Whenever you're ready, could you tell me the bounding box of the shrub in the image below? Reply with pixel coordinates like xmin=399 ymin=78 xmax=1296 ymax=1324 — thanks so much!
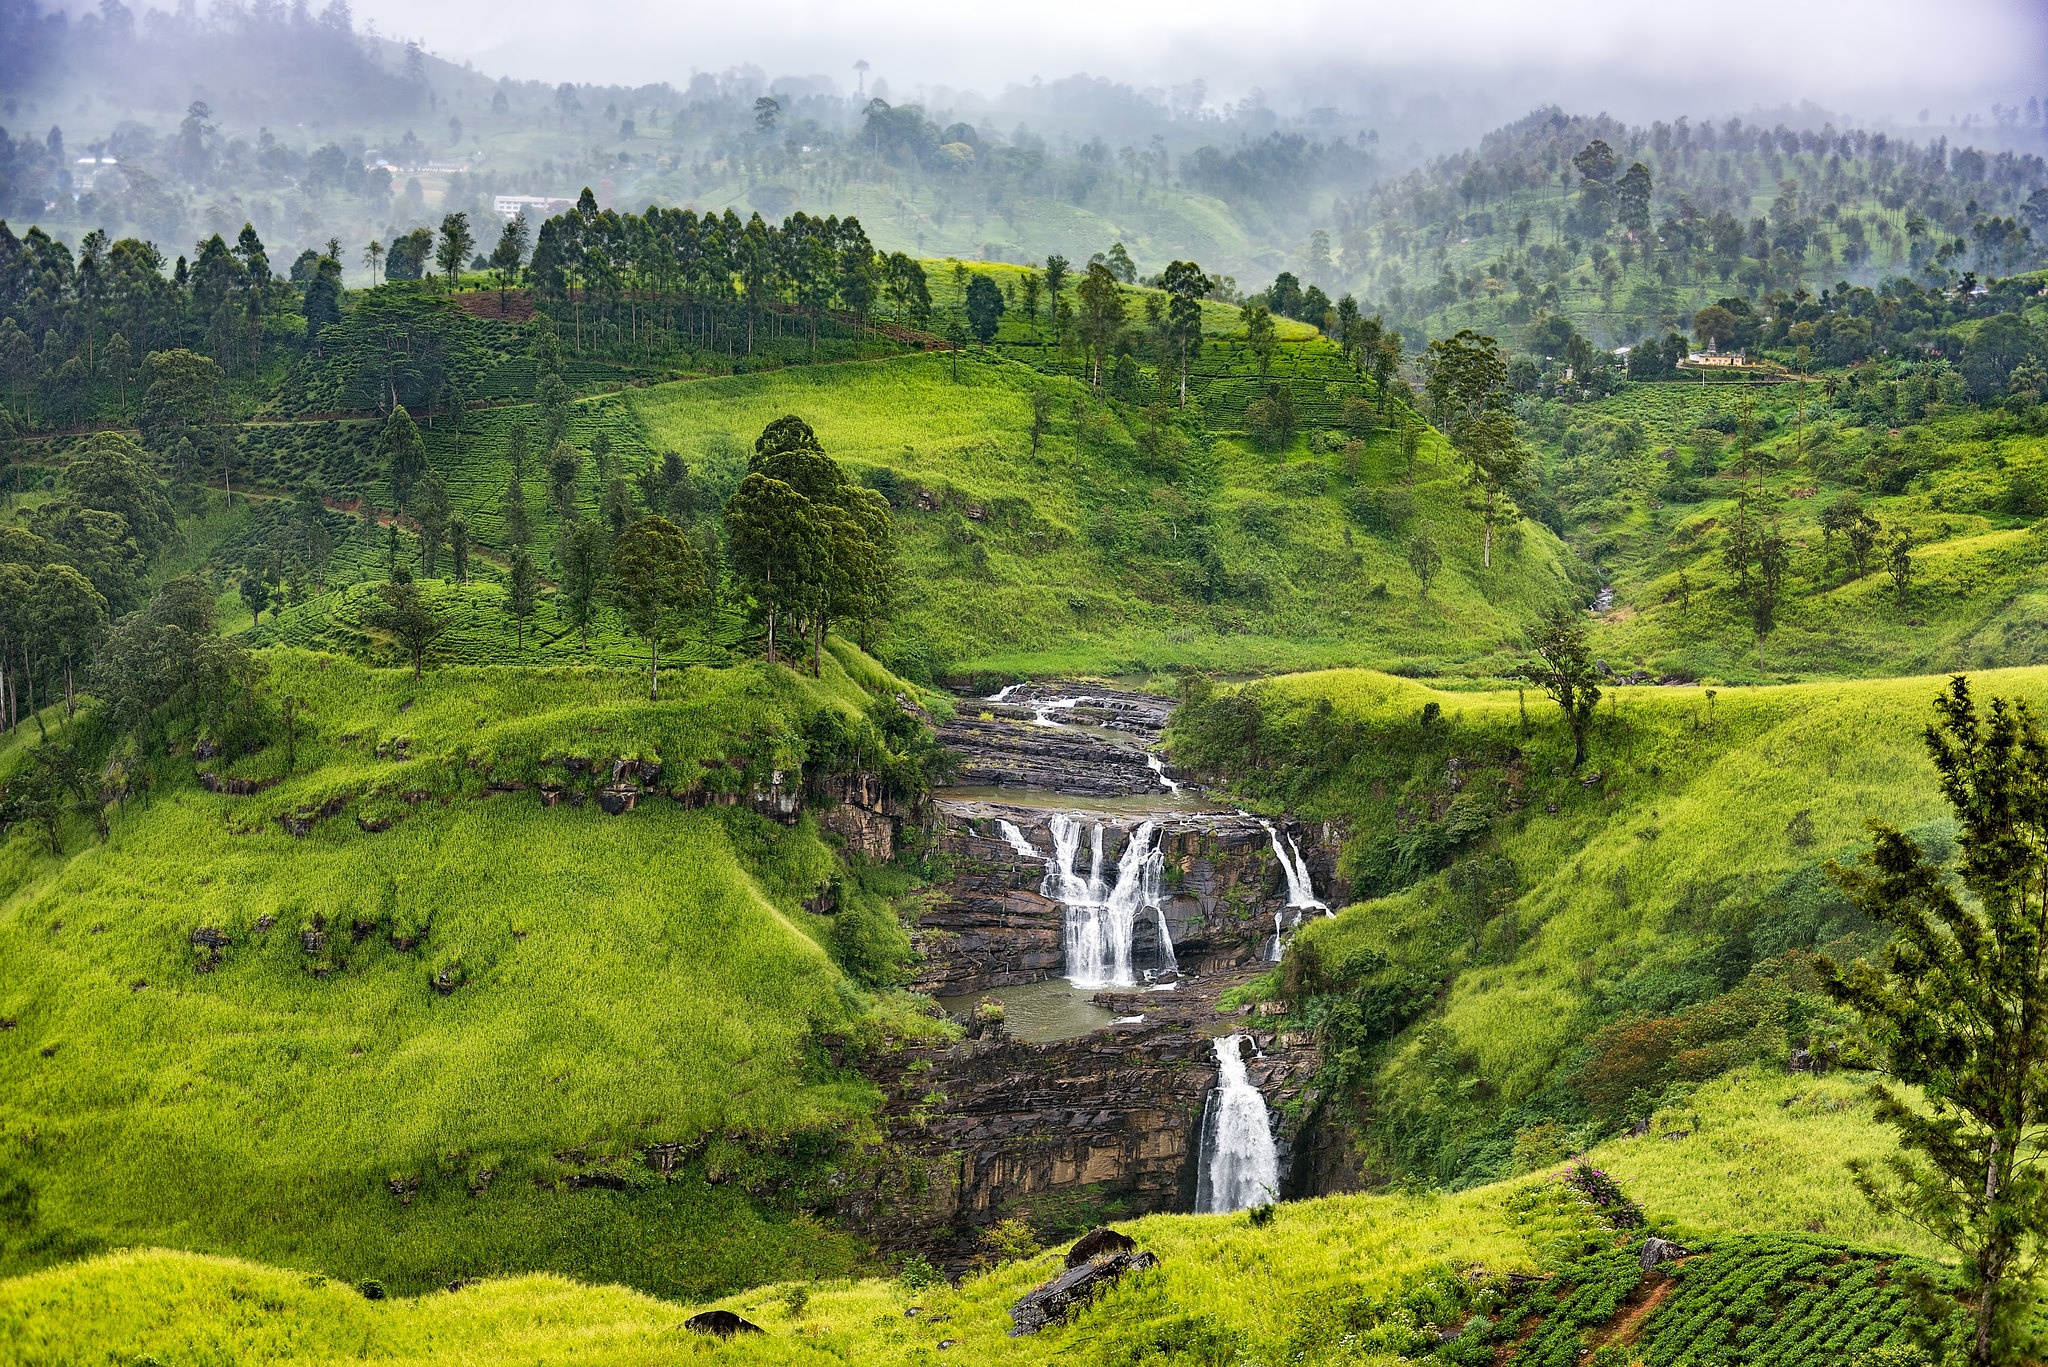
xmin=1345 ymin=485 xmax=1414 ymax=534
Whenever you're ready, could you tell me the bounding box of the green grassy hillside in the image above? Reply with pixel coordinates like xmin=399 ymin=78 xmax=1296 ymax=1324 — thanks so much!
xmin=628 ymin=352 xmax=1580 ymax=679
xmin=1513 ymin=359 xmax=2048 ymax=684
xmin=0 ymin=647 xmax=942 ymax=1299
xmin=0 ymin=1064 xmax=1948 ymax=1367
xmin=1171 ymin=663 xmax=2048 ymax=1187
xmin=228 ymin=340 xmax=1584 ymax=682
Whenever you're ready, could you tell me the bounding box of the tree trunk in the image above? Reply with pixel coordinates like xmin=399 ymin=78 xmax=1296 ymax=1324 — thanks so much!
xmin=1572 ymin=724 xmax=1587 ymax=770
xmin=1483 ymin=519 xmax=1492 ymax=569
xmin=64 ymin=658 xmax=73 ymax=720
xmin=649 ymin=638 xmax=660 ymax=701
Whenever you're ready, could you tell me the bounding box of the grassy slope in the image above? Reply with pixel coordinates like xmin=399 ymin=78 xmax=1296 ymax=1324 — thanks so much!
xmin=0 ymin=1064 xmax=1936 ymax=1367
xmin=1215 ymin=665 xmax=2047 ymax=1153
xmin=1537 ymin=378 xmax=2048 ymax=684
xmin=0 ymin=648 xmax=932 ymax=1299
xmin=629 ymin=350 xmax=1580 ymax=678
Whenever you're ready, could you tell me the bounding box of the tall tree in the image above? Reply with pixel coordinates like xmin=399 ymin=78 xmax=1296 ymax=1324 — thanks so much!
xmin=1241 ymin=302 xmax=1277 ymax=379
xmin=1075 ymin=262 xmax=1125 ymax=392
xmin=138 ymin=349 xmax=233 ymax=496
xmin=725 ymin=473 xmax=822 ymax=665
xmin=1160 ymin=259 xmax=1210 ymax=406
xmin=31 ymin=564 xmax=107 ymax=720
xmin=367 ymin=570 xmax=447 ymax=679
xmin=501 ymin=468 xmax=532 ymax=549
xmin=1825 ymin=677 xmax=2048 ymax=1366
xmin=377 ymin=404 xmax=428 ymax=511
xmin=555 ymin=517 xmax=608 ymax=649
xmin=1519 ymin=606 xmax=1601 ymax=770
xmin=415 ymin=473 xmax=450 ymax=577
xmin=489 ymin=213 xmax=530 ymax=310
xmin=964 ymin=273 xmax=1005 ymax=346
xmin=506 ymin=548 xmax=538 ymax=652
xmin=435 ymin=212 xmax=475 ymax=289
xmin=610 ymin=516 xmax=706 ymax=699
xmin=1422 ymin=329 xmax=1525 ymax=568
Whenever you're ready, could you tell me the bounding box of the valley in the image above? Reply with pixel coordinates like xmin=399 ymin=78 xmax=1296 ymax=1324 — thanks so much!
xmin=6 ymin=8 xmax=2048 ymax=1362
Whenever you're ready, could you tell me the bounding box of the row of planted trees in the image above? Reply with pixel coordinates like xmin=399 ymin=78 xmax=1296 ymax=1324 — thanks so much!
xmin=526 ymin=193 xmax=934 ymax=361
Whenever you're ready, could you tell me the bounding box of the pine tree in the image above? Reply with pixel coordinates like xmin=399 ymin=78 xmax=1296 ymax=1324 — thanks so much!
xmin=1826 ymin=677 xmax=2048 ymax=1365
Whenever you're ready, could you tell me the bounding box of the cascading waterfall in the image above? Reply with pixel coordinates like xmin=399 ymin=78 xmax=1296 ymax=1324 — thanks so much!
xmin=1194 ymin=1034 xmax=1280 ymax=1213
xmin=1044 ymin=815 xmax=1177 ymax=988
xmin=996 ymin=819 xmax=1041 ymax=859
xmin=1146 ymin=753 xmax=1181 ymax=795
xmin=1261 ymin=821 xmax=1329 ymax=961
xmin=986 ymin=682 xmax=1025 ymax=703
xmin=1031 ymin=696 xmax=1093 ymax=727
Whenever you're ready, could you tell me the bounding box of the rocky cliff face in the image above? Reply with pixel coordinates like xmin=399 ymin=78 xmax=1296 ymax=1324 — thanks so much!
xmin=842 ymin=992 xmax=1330 ymax=1267
xmin=911 ymin=799 xmax=1346 ymax=997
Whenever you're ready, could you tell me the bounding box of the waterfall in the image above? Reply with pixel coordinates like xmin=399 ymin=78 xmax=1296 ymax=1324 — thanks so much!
xmin=1261 ymin=821 xmax=1329 ymax=961
xmin=1195 ymin=1034 xmax=1280 ymax=1213
xmin=986 ymin=682 xmax=1025 ymax=703
xmin=996 ymin=819 xmax=1040 ymax=859
xmin=1146 ymin=753 xmax=1181 ymax=795
xmin=1031 ymin=696 xmax=1093 ymax=727
xmin=1043 ymin=815 xmax=1176 ymax=988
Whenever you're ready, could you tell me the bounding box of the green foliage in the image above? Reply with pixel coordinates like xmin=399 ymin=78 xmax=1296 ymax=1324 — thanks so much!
xmin=0 ymin=648 xmax=938 ymax=1300
xmin=1825 ymin=677 xmax=2048 ymax=1362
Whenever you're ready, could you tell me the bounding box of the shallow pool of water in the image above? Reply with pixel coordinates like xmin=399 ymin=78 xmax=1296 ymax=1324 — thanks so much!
xmin=939 ymin=976 xmax=1124 ymax=1043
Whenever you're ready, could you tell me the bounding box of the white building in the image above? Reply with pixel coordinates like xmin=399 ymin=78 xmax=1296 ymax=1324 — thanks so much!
xmin=493 ymin=195 xmax=575 ymax=221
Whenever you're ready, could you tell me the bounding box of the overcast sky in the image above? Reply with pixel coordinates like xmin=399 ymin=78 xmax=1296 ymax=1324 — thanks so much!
xmin=354 ymin=0 xmax=2047 ymax=125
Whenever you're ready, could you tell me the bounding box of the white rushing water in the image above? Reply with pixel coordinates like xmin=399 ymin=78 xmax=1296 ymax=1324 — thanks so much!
xmin=986 ymin=682 xmax=1025 ymax=703
xmin=1195 ymin=1034 xmax=1281 ymax=1213
xmin=996 ymin=819 xmax=1041 ymax=860
xmin=1043 ymin=815 xmax=1177 ymax=988
xmin=1146 ymin=752 xmax=1181 ymax=795
xmin=1261 ymin=821 xmax=1330 ymax=961
xmin=1031 ymin=696 xmax=1093 ymax=727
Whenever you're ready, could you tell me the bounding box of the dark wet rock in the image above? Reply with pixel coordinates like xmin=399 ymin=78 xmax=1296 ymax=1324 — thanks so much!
xmin=1009 ymin=1249 xmax=1159 ymax=1335
xmin=912 ymin=800 xmax=1345 ymax=994
xmin=685 ymin=1310 xmax=763 ymax=1338
xmin=597 ymin=784 xmax=639 ymax=815
xmin=936 ymin=717 xmax=1158 ymax=796
xmin=1065 ymin=1227 xmax=1136 ymax=1267
xmin=190 ymin=927 xmax=229 ymax=949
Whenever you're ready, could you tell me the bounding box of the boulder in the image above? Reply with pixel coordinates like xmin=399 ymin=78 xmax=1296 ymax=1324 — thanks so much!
xmin=1009 ymin=1249 xmax=1158 ymax=1335
xmin=1065 ymin=1226 xmax=1136 ymax=1268
xmin=685 ymin=1310 xmax=763 ymax=1338
xmin=1641 ymin=1236 xmax=1690 ymax=1270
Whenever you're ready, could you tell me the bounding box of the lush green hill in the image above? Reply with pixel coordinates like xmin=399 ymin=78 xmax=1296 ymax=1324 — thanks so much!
xmin=0 ymin=1064 xmax=1951 ymax=1367
xmin=226 ymin=329 xmax=1585 ymax=683
xmin=1170 ymin=663 xmax=2048 ymax=1188
xmin=0 ymin=647 xmax=943 ymax=1299
xmin=1527 ymin=367 xmax=2048 ymax=684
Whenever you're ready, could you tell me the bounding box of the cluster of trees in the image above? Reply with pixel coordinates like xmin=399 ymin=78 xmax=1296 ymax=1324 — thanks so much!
xmin=0 ymin=216 xmax=357 ymax=434
xmin=375 ymin=405 xmax=896 ymax=688
xmin=724 ymin=416 xmax=895 ymax=674
xmin=1323 ymin=105 xmax=2047 ymax=348
xmin=1 ymin=431 xmax=178 ymax=732
xmin=524 ymin=192 xmax=930 ymax=360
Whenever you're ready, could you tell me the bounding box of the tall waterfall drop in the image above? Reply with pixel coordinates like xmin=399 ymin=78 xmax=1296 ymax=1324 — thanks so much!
xmin=1195 ymin=1034 xmax=1280 ymax=1213
xmin=1043 ymin=815 xmax=1177 ymax=988
xmin=1261 ymin=822 xmax=1329 ymax=961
